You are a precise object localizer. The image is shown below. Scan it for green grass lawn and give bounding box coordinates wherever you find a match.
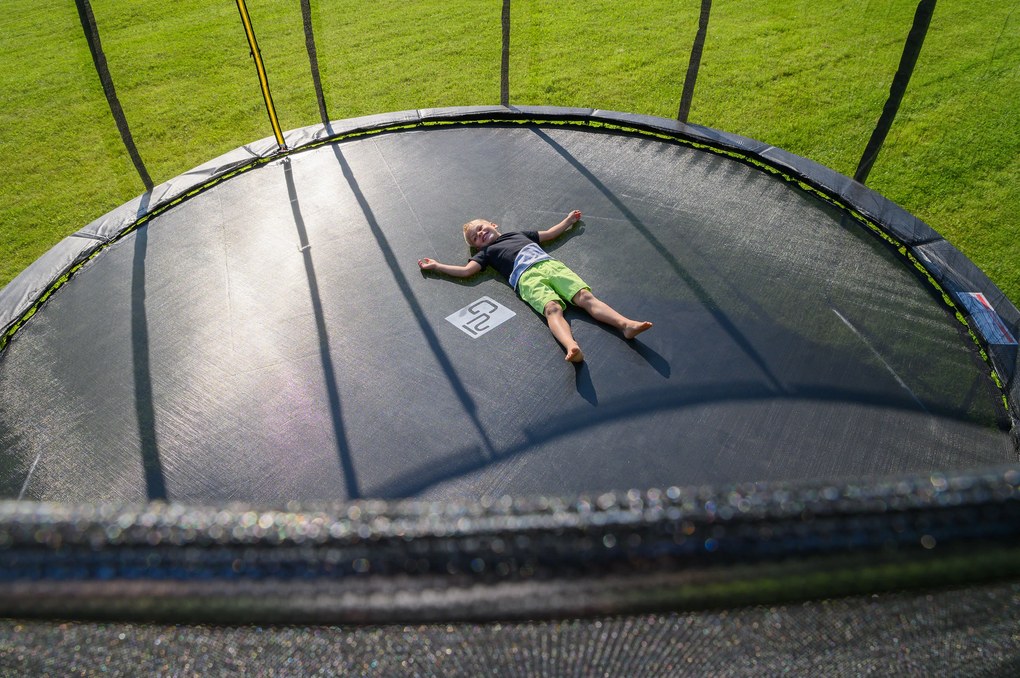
[1,0,1017,303]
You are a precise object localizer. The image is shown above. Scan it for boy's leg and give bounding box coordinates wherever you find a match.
[519,265,585,362]
[571,289,652,339]
[544,301,584,363]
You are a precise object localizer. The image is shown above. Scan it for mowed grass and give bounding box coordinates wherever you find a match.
[1,0,1017,303]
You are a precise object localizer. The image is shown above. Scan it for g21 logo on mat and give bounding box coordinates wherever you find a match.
[446,297,516,338]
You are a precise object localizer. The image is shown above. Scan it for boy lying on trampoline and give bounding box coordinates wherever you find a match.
[418,209,652,363]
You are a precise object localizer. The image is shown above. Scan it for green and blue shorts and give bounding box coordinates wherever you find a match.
[516,260,590,314]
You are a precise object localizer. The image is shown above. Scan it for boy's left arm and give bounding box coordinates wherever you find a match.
[537,210,582,243]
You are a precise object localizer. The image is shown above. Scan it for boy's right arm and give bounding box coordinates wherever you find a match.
[418,258,482,278]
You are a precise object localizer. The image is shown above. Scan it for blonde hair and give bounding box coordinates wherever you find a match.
[463,219,485,248]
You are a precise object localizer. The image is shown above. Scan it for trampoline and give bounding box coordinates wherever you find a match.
[0,107,1016,505]
[4,1,1020,668]
[2,107,1020,667]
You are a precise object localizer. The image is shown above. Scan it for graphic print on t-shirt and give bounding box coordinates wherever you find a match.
[508,243,552,289]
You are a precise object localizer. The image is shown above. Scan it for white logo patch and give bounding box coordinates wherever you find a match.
[446,296,516,338]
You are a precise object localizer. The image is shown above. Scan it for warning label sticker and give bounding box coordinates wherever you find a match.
[960,292,1018,345]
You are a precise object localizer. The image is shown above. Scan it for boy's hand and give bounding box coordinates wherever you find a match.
[538,209,584,243]
[417,258,482,278]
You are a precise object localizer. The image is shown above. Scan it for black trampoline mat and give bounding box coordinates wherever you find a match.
[0,124,1012,503]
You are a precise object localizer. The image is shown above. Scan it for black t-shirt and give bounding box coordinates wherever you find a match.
[469,231,541,281]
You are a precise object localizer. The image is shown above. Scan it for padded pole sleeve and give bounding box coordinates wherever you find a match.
[501,0,511,106]
[74,0,153,192]
[855,0,936,184]
[301,0,331,126]
[236,0,286,150]
[678,0,712,123]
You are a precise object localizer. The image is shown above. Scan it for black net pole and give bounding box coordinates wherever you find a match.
[677,0,712,123]
[74,0,153,192]
[501,0,511,106]
[855,0,936,184]
[300,0,331,126]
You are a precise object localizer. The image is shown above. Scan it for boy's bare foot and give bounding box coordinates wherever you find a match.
[623,321,653,340]
[565,345,585,363]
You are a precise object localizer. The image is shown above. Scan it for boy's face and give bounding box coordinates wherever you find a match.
[465,220,500,248]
